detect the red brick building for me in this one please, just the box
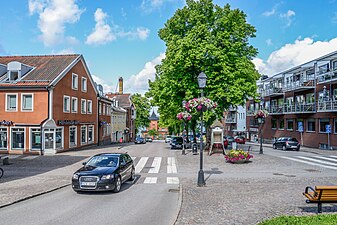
[246,50,337,149]
[0,54,98,154]
[143,111,168,139]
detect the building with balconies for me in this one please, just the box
[247,50,337,149]
[223,105,246,137]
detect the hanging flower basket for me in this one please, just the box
[254,109,268,119]
[177,112,192,121]
[225,149,253,164]
[185,97,217,113]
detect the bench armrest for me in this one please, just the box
[304,186,317,199]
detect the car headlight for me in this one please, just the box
[101,174,114,180]
[72,173,79,179]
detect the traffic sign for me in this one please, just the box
[298,121,303,133]
[326,124,331,134]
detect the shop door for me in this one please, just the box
[44,132,54,149]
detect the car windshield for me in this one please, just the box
[289,138,298,142]
[86,155,119,167]
[173,137,183,142]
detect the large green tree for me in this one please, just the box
[130,93,151,133]
[147,0,260,134]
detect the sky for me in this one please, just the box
[1,0,337,95]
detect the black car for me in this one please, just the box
[171,136,184,149]
[72,153,135,193]
[135,137,146,144]
[273,137,300,151]
[146,137,153,142]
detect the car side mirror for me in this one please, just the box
[82,162,87,166]
[120,162,126,167]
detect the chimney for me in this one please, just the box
[118,77,123,94]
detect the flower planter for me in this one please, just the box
[227,159,250,164]
[224,149,253,164]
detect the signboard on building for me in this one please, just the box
[249,128,258,132]
[326,124,331,134]
[57,120,80,125]
[0,120,14,126]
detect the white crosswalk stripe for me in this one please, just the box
[281,155,337,170]
[132,156,179,184]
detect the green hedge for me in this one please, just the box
[258,214,337,225]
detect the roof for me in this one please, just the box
[106,93,132,108]
[0,54,80,87]
[149,111,159,121]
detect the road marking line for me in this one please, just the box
[21,156,39,160]
[135,157,148,174]
[312,155,337,163]
[329,156,337,159]
[281,156,337,170]
[297,156,337,166]
[167,177,179,184]
[149,157,161,173]
[144,177,157,184]
[167,157,177,173]
[8,155,20,159]
[131,157,136,160]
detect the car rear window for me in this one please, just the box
[173,137,183,141]
[289,138,298,141]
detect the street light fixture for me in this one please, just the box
[197,72,207,187]
[182,100,187,155]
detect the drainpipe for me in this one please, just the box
[97,96,100,146]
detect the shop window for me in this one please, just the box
[22,94,33,111]
[287,119,294,131]
[72,73,78,90]
[81,126,87,145]
[31,128,41,150]
[279,119,284,130]
[307,119,316,132]
[56,128,63,149]
[6,93,18,111]
[63,96,70,113]
[88,125,94,143]
[319,118,330,133]
[69,126,77,147]
[11,128,25,149]
[0,128,7,149]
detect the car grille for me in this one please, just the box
[79,176,99,189]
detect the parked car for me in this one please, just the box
[72,153,135,193]
[170,136,184,149]
[234,136,246,144]
[146,137,153,142]
[223,136,234,149]
[165,135,172,143]
[135,137,146,144]
[273,137,300,151]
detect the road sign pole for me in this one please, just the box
[300,132,303,146]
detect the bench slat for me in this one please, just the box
[316,186,337,190]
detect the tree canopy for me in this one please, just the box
[146,0,260,130]
[130,93,151,132]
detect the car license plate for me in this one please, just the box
[176,144,181,147]
[81,182,96,186]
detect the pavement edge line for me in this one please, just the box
[173,183,183,225]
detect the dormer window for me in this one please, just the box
[6,61,33,82]
[10,71,19,81]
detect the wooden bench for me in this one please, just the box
[303,186,337,213]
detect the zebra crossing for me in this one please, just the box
[132,156,179,185]
[281,155,337,170]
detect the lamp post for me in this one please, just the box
[182,100,187,155]
[258,117,265,154]
[197,72,207,187]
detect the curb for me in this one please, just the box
[173,184,183,225]
[0,183,71,209]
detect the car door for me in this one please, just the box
[276,138,283,148]
[119,155,128,182]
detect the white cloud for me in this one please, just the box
[118,27,150,40]
[262,8,276,17]
[28,0,84,47]
[86,8,115,45]
[280,10,295,27]
[52,48,75,54]
[253,37,337,76]
[124,53,165,94]
[91,75,115,93]
[140,0,182,13]
[266,39,273,46]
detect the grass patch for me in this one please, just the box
[258,214,337,225]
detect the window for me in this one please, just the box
[319,118,330,133]
[63,96,70,113]
[99,102,102,115]
[334,119,337,134]
[9,71,19,81]
[306,93,315,103]
[271,119,277,129]
[56,128,63,149]
[31,128,41,150]
[286,119,293,131]
[81,126,87,145]
[88,125,94,143]
[279,119,284,130]
[6,94,18,111]
[103,104,106,115]
[72,73,78,90]
[22,94,33,111]
[11,128,25,149]
[0,128,7,149]
[307,119,315,132]
[87,100,92,114]
[71,97,78,113]
[81,77,87,92]
[81,99,86,114]
[69,126,77,147]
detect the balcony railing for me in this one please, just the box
[317,100,337,112]
[317,68,337,84]
[269,106,284,114]
[283,103,315,113]
[264,87,283,97]
[247,109,255,116]
[283,79,315,92]
[225,117,236,123]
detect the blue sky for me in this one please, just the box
[1,0,337,94]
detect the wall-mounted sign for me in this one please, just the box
[58,120,80,126]
[0,120,14,126]
[249,128,258,132]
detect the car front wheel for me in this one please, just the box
[282,145,286,151]
[273,144,276,149]
[113,176,121,193]
[128,168,135,181]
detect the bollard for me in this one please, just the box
[3,157,9,165]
